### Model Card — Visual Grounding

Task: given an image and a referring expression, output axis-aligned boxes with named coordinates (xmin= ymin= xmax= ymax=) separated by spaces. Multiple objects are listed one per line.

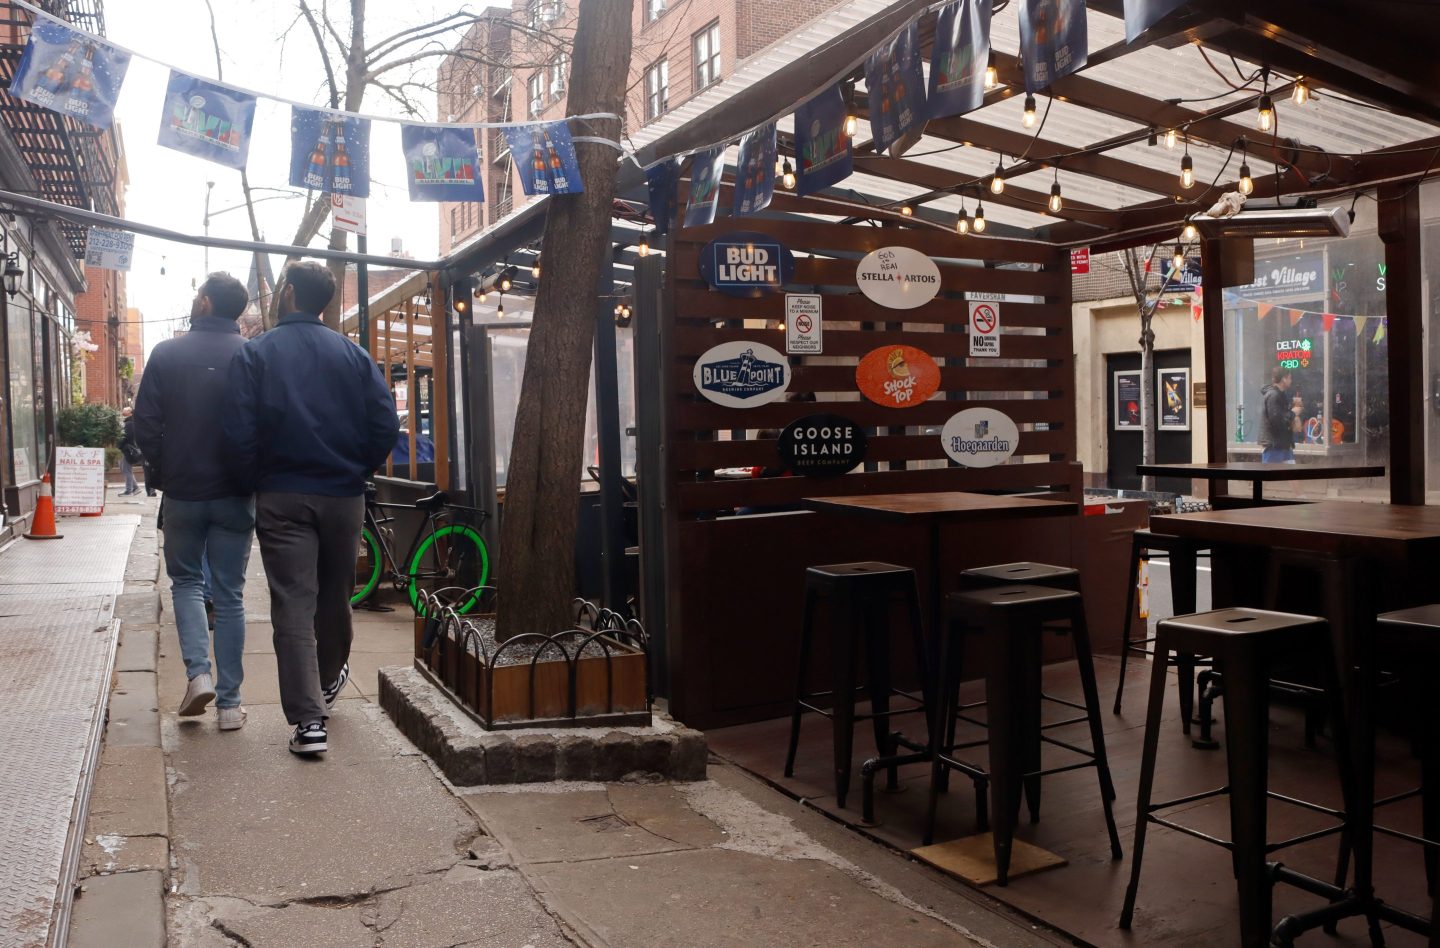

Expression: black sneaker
xmin=288 ymin=721 xmax=328 ymax=755
xmin=323 ymin=663 xmax=349 ymax=709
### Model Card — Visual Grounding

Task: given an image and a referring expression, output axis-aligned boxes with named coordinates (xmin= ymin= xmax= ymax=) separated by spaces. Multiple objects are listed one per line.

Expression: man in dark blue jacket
xmin=134 ymin=273 xmax=253 ymax=731
xmin=223 ymin=261 xmax=398 ymax=755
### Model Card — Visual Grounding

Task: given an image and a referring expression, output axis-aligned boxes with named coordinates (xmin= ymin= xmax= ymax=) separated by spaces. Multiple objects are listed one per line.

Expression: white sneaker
xmin=217 ymin=707 xmax=247 ymax=731
xmin=178 ymin=673 xmax=216 ymax=716
xmin=288 ymin=721 xmax=328 ymax=755
xmin=322 ymin=663 xmax=350 ymax=709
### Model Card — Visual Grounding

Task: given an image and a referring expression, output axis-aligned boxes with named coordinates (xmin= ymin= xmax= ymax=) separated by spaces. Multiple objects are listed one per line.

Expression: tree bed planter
xmin=414 ymin=588 xmax=650 ymax=730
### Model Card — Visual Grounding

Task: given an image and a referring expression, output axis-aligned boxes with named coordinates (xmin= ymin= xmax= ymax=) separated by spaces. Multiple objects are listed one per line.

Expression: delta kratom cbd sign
xmin=698 ymin=232 xmax=796 ymax=298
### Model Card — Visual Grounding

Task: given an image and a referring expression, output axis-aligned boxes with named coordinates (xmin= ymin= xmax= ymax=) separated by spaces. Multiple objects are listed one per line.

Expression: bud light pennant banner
xmin=156 ymin=72 xmax=256 ymax=170
xmin=502 ymin=121 xmax=583 ymax=197
xmin=732 ymin=123 xmax=777 ymax=217
xmin=1124 ymin=0 xmax=1186 ymax=42
xmin=1019 ymin=0 xmax=1088 ymax=94
xmin=645 ymin=157 xmax=679 ymax=237
xmin=795 ymin=84 xmax=852 ymax=197
xmin=10 ymin=20 xmax=130 ymax=128
xmin=864 ymin=23 xmax=925 ymax=157
xmin=400 ymin=125 xmax=484 ymax=202
xmin=683 ymin=146 xmax=725 ymax=229
xmin=929 ymin=0 xmax=990 ymax=120
xmin=289 ymin=108 xmax=371 ymax=198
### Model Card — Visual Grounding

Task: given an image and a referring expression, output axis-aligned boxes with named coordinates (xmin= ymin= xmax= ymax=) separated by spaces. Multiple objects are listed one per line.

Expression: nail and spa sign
xmin=698 ymin=232 xmax=796 ymax=298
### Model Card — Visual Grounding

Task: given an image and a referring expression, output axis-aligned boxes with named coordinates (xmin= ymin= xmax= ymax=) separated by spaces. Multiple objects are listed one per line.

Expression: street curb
xmin=379 ymin=665 xmax=707 ymax=785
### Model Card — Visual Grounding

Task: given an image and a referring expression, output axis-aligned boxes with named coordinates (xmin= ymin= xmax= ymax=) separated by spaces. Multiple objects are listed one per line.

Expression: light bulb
xmin=1164 ymin=128 xmax=1178 ymax=150
xmin=496 ymin=301 xmax=505 ymax=318
xmin=1048 ymin=182 xmax=1063 ymax=213
xmin=1181 ymin=221 xmax=1198 ymax=241
xmin=1238 ymin=163 xmax=1254 ymax=195
xmin=1180 ymin=154 xmax=1194 ymax=189
xmin=1022 ymin=94 xmax=1037 ymax=128
xmin=1172 ymin=244 xmax=1185 ymax=270
xmin=900 ymin=205 xmax=913 ymax=216
xmin=774 ymin=156 xmax=783 ymax=176
xmin=781 ymin=160 xmax=796 ymax=190
xmin=984 ymin=56 xmax=998 ymax=90
xmin=638 ymin=234 xmax=650 ymax=257
xmin=1257 ymin=94 xmax=1274 ymax=132
xmin=530 ymin=260 xmax=541 ymax=278
xmin=973 ymin=203 xmax=987 ymax=232
xmin=1292 ymin=81 xmax=1309 ymax=106
xmin=844 ymin=113 xmax=858 ymax=137
xmin=955 ymin=205 xmax=969 ymax=234
xmin=990 ymin=161 xmax=1005 ymax=195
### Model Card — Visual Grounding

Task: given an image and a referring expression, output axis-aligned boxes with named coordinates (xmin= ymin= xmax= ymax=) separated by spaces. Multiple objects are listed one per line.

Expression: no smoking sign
xmin=786 ymin=294 xmax=823 ymax=354
xmin=968 ymin=301 xmax=1001 ymax=357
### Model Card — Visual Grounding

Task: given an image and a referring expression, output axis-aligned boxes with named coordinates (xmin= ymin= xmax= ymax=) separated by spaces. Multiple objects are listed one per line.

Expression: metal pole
xmin=203 ymin=180 xmax=213 ymax=274
xmin=356 ymin=233 xmax=370 ymax=351
xmin=632 ymin=253 xmax=668 ymax=697
xmin=593 ymin=255 xmax=625 ymax=612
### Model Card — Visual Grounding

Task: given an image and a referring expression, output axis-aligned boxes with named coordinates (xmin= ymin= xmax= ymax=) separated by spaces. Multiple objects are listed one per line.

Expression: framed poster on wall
xmin=1158 ymin=367 xmax=1191 ymax=431
xmin=1113 ymin=370 xmax=1142 ymax=431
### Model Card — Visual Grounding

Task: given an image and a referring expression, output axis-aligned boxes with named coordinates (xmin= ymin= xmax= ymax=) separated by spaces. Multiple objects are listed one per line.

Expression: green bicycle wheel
xmin=407 ymin=523 xmax=490 ymax=615
xmin=351 ymin=526 xmax=383 ymax=607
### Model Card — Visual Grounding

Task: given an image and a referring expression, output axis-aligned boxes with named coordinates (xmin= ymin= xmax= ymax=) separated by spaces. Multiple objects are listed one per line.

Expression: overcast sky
xmin=104 ymin=0 xmax=474 ymax=355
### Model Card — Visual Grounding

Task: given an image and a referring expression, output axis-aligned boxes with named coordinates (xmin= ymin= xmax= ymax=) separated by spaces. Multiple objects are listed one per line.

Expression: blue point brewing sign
xmin=692 ymin=341 xmax=791 ymax=408
xmin=698 ymin=232 xmax=796 ymax=298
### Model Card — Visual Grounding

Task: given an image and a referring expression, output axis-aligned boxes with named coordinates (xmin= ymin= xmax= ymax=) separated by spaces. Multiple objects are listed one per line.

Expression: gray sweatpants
xmin=255 ymin=492 xmax=365 ymax=725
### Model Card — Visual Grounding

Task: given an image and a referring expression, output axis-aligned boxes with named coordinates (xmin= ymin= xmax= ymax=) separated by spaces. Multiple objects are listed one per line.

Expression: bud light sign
xmin=692 ymin=341 xmax=791 ymax=408
xmin=940 ymin=408 xmax=1019 ymax=468
xmin=698 ymin=232 xmax=796 ymax=298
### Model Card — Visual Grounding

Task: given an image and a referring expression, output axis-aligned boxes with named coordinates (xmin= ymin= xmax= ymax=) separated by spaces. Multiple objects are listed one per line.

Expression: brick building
xmin=437 ymin=0 xmax=843 ymax=253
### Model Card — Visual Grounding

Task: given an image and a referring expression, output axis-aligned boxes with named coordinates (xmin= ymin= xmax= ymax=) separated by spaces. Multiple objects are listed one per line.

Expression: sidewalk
xmin=70 ymin=492 xmax=1063 ymax=948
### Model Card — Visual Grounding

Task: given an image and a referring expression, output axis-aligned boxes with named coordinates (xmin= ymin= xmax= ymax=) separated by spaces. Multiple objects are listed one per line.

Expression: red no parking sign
xmin=968 ymin=301 xmax=1000 ymax=357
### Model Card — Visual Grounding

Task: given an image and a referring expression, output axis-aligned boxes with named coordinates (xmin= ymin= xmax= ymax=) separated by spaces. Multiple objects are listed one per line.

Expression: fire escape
xmin=0 ymin=0 xmax=118 ymax=256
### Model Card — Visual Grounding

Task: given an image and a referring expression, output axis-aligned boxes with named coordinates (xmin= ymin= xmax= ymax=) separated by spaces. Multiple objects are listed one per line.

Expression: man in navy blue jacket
xmin=134 ymin=273 xmax=253 ymax=730
xmin=223 ymin=261 xmax=398 ymax=755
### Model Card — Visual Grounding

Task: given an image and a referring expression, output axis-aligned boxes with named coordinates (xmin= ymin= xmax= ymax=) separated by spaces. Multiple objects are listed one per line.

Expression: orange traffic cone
xmin=24 ymin=473 xmax=62 ymax=540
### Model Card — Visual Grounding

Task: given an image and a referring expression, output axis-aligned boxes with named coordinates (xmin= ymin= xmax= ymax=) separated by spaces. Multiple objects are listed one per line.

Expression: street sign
xmin=785 ymin=294 xmax=822 ymax=354
xmin=968 ymin=300 xmax=1000 ymax=357
xmin=1070 ymin=247 xmax=1090 ymax=274
xmin=84 ymin=227 xmax=133 ymax=271
xmin=331 ymin=193 xmax=366 ymax=235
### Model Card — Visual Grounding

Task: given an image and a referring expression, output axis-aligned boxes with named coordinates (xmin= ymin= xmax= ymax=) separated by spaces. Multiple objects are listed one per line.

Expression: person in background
xmin=118 ymin=407 xmax=140 ymax=496
xmin=223 ymin=261 xmax=399 ymax=757
xmin=1258 ymin=367 xmax=1302 ymax=464
xmin=133 ymin=273 xmax=254 ymax=731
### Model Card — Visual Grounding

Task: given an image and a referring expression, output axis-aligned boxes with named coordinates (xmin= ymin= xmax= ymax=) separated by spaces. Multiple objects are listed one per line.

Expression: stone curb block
xmin=379 ymin=666 xmax=707 ymax=786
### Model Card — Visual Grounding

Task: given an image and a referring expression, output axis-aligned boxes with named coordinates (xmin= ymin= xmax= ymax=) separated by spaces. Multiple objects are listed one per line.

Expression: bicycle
xmin=352 ymin=483 xmax=491 ymax=615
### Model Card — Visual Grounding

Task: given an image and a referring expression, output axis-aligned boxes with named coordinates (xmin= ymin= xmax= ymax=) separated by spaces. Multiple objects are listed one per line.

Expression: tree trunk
xmin=494 ymin=0 xmax=632 ymax=641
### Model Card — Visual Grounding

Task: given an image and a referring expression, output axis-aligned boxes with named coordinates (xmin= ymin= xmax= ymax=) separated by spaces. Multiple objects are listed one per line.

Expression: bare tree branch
xmin=299 ymin=1 xmax=342 ymax=108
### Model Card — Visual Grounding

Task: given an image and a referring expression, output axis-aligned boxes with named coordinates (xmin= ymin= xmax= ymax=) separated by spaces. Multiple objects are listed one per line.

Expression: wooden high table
xmin=1150 ymin=501 xmax=1440 ymax=941
xmin=803 ymin=492 xmax=1079 ymax=818
xmin=1137 ymin=461 xmax=1385 ymax=503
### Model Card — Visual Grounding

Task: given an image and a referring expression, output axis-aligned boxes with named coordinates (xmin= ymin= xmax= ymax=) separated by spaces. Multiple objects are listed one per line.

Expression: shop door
xmin=1106 ymin=349 xmax=1193 ymax=493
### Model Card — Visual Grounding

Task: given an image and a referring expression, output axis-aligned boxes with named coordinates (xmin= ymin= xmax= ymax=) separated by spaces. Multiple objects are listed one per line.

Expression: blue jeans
xmin=162 ymin=496 xmax=255 ymax=708
xmin=1261 ymin=445 xmax=1296 ymax=463
xmin=120 ymin=455 xmax=138 ymax=493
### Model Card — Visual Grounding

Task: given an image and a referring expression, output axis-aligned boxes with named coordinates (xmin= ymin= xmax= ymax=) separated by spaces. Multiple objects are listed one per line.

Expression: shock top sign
xmin=698 ymin=232 xmax=796 ymax=298
xmin=856 ymin=345 xmax=940 ymax=408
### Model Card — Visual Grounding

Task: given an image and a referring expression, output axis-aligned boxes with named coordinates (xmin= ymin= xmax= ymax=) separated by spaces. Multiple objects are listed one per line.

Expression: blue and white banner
xmin=1019 ymin=0 xmax=1088 ymax=93
xmin=928 ymin=0 xmax=990 ymax=120
xmin=732 ymin=122 xmax=777 ymax=217
xmin=400 ymin=125 xmax=484 ymax=202
xmin=1124 ymin=0 xmax=1187 ymax=42
xmin=683 ymin=146 xmax=725 ymax=229
xmin=502 ymin=121 xmax=583 ymax=196
xmin=645 ymin=157 xmax=679 ymax=237
xmin=795 ymin=83 xmax=852 ymax=197
xmin=10 ymin=20 xmax=130 ymax=128
xmin=289 ymin=108 xmax=371 ymax=197
xmin=864 ymin=22 xmax=926 ymax=156
xmin=157 ymin=71 xmax=256 ymax=170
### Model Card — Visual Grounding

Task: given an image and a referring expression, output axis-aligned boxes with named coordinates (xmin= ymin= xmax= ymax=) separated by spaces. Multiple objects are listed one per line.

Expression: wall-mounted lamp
xmin=1 ymin=230 xmax=23 ymax=299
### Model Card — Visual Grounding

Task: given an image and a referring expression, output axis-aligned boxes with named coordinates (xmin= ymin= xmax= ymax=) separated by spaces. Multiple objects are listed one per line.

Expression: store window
xmin=693 ymin=22 xmax=721 ymax=91
xmin=7 ymin=292 xmax=37 ymax=484
xmin=644 ymin=58 xmax=668 ymax=121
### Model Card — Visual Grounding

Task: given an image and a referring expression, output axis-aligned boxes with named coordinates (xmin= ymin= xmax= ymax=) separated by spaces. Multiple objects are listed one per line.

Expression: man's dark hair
xmin=284 ymin=261 xmax=336 ymax=315
xmin=1272 ymin=366 xmax=1292 ymax=384
xmin=199 ymin=272 xmax=248 ymax=321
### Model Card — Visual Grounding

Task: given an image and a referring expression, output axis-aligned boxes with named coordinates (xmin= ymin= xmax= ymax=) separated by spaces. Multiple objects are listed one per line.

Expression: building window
xmin=528 ymin=72 xmax=544 ymax=117
xmin=450 ymin=207 xmax=460 ymax=235
xmin=550 ymin=52 xmax=568 ymax=98
xmin=528 ymin=0 xmax=559 ymax=28
xmin=645 ymin=0 xmax=665 ymax=23
xmin=693 ymin=22 xmax=721 ymax=91
xmin=644 ymin=58 xmax=669 ymax=121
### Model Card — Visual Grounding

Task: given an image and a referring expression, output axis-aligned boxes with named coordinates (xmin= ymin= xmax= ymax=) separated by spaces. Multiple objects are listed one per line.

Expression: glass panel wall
xmin=7 ymin=294 xmax=37 ymax=484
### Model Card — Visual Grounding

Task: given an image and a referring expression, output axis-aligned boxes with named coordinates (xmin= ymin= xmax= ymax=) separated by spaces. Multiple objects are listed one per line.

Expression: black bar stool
xmin=784 ymin=562 xmax=930 ymax=812
xmin=1114 ymin=529 xmax=1209 ymax=736
xmin=1120 ymin=608 xmax=1352 ymax=948
xmin=958 ymin=561 xmax=1080 ymax=592
xmin=924 ymin=583 xmax=1122 ymax=885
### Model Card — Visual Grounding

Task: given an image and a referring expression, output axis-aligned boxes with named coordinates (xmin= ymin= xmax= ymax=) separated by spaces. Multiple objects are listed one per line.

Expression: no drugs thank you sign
xmin=968 ymin=300 xmax=1000 ymax=357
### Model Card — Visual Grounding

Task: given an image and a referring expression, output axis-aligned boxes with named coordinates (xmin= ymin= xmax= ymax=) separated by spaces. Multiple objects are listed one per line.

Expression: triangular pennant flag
xmin=158 ymin=72 xmax=257 ymax=170
xmin=1257 ymin=302 xmax=1273 ymax=320
xmin=1374 ymin=319 xmax=1387 ymax=344
xmin=928 ymin=0 xmax=990 ymax=121
xmin=10 ymin=20 xmax=131 ymax=128
xmin=290 ymin=108 xmax=371 ymax=197
xmin=1289 ymin=309 xmax=1303 ymax=327
xmin=682 ymin=146 xmax=725 ymax=228
xmin=864 ymin=22 xmax=926 ymax=157
xmin=1354 ymin=314 xmax=1369 ymax=336
xmin=732 ymin=123 xmax=777 ymax=217
xmin=1322 ymin=313 xmax=1336 ymax=333
xmin=795 ymin=83 xmax=852 ymax=195
xmin=1019 ymin=0 xmax=1088 ymax=93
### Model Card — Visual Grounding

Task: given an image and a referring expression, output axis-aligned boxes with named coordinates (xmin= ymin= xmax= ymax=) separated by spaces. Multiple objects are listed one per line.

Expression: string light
xmin=1181 ymin=221 xmax=1198 ymax=241
xmin=496 ymin=294 xmax=505 ymax=318
xmin=781 ymin=159 xmax=796 ymax=190
xmin=1238 ymin=159 xmax=1254 ymax=195
xmin=1257 ymin=94 xmax=1274 ymax=132
xmin=843 ymin=81 xmax=859 ymax=137
xmin=900 ymin=204 xmax=913 ymax=216
xmin=1179 ymin=140 xmax=1194 ymax=190
xmin=498 ymin=267 xmax=513 ymax=293
xmin=955 ymin=195 xmax=969 ymax=235
xmin=845 ymin=112 xmax=858 ymax=137
xmin=972 ymin=201 xmax=987 ymax=233
xmin=1048 ymin=170 xmax=1062 ymax=213
xmin=638 ymin=230 xmax=650 ymax=257
xmin=984 ymin=54 xmax=998 ymax=90
xmin=1292 ymin=80 xmax=1310 ymax=106
xmin=774 ymin=156 xmax=784 ymax=176
xmin=1172 ymin=243 xmax=1186 ymax=271
xmin=1022 ymin=94 xmax=1037 ymax=128
xmin=990 ymin=158 xmax=1005 ymax=195
xmin=1164 ymin=127 xmax=1178 ymax=150
xmin=530 ymin=257 xmax=541 ymax=279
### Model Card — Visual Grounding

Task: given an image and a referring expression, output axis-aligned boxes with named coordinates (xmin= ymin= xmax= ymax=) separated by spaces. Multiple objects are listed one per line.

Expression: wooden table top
xmin=1152 ymin=501 xmax=1440 ymax=560
xmin=804 ymin=491 xmax=1078 ymax=524
xmin=1136 ymin=462 xmax=1385 ymax=481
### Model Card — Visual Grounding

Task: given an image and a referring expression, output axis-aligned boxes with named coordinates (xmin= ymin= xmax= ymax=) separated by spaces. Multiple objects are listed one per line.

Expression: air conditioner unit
xmin=472 ymin=83 xmax=484 ymax=96
xmin=551 ymin=77 xmax=566 ymax=96
xmin=539 ymin=2 xmax=560 ymax=23
xmin=529 ymin=97 xmax=544 ymax=117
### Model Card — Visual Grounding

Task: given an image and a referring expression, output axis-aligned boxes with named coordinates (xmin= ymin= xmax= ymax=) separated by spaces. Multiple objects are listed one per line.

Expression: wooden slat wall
xmin=664 ymin=213 xmax=1077 ymax=519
